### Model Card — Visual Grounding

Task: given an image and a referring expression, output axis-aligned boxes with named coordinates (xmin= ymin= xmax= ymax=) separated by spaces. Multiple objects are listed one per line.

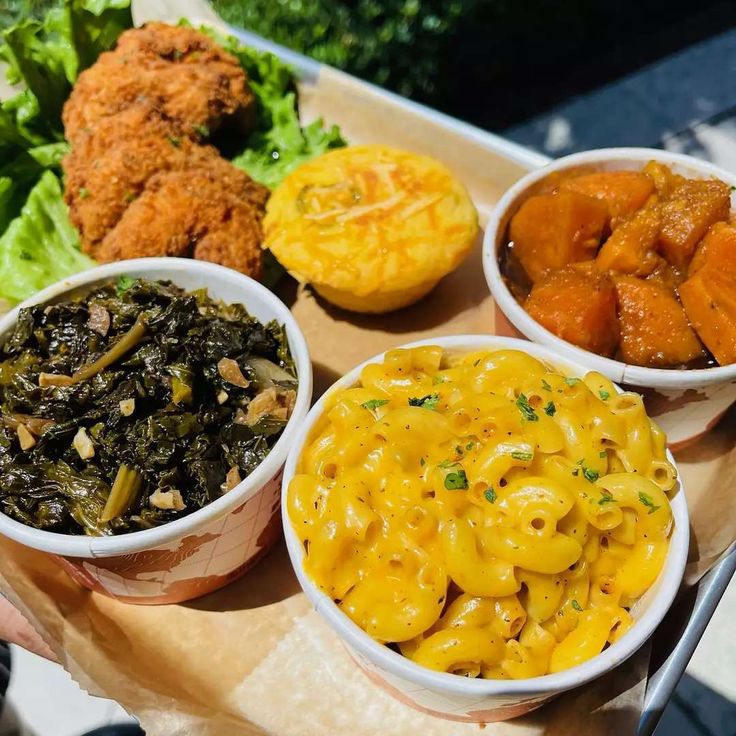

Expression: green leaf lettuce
xmin=199 ymin=27 xmax=345 ymax=189
xmin=0 ymin=5 xmax=343 ymax=305
xmin=0 ymin=0 xmax=133 ymax=148
xmin=0 ymin=170 xmax=93 ymax=303
xmin=0 ymin=142 xmax=68 ymax=233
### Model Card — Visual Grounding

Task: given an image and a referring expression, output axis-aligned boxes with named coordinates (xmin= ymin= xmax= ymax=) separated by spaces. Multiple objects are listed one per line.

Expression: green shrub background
xmin=1 ymin=0 xmax=475 ymax=102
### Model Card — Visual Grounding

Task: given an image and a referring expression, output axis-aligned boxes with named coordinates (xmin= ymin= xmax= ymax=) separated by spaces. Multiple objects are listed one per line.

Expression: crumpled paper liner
xmin=675 ymin=406 xmax=736 ymax=583
xmin=0 ymin=536 xmax=650 ymax=736
xmin=0 ymin=1 xmax=733 ymax=733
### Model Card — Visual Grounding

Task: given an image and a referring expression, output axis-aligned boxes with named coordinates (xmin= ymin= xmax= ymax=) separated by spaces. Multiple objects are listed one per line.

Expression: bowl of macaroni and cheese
xmin=482 ymin=148 xmax=736 ymax=451
xmin=282 ymin=335 xmax=688 ymax=722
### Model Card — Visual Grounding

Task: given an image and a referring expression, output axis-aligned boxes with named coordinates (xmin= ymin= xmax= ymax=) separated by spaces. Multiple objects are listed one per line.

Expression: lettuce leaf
xmin=199 ymin=27 xmax=345 ymax=189
xmin=0 ymin=170 xmax=93 ymax=302
xmin=0 ymin=7 xmax=341 ymax=305
xmin=0 ymin=142 xmax=68 ymax=232
xmin=0 ymin=0 xmax=133 ymax=148
xmin=232 ymin=99 xmax=345 ymax=190
xmin=0 ymin=1 xmax=127 ymax=304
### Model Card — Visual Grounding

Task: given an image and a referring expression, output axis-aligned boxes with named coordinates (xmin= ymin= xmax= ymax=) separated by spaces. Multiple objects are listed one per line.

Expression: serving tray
xmin=0 ymin=2 xmax=733 ymax=734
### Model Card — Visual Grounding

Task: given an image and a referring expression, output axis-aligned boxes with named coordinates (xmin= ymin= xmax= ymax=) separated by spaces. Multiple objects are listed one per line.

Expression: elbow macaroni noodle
xmin=288 ymin=347 xmax=676 ymax=678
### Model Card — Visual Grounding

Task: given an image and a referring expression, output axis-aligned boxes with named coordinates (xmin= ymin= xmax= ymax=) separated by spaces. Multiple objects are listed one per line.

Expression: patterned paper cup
xmin=482 ymin=148 xmax=736 ymax=450
xmin=0 ymin=259 xmax=312 ymax=604
xmin=282 ymin=335 xmax=689 ymax=722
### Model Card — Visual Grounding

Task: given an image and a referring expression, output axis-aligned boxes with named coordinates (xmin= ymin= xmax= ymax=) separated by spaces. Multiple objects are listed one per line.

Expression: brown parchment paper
xmin=0 ymin=2 xmax=734 ymax=733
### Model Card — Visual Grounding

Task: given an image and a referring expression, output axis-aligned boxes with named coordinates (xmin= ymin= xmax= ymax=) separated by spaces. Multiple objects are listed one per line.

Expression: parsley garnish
xmin=541 ymin=379 xmax=552 ymax=391
xmin=115 ymin=276 xmax=135 ymax=295
xmin=78 ymin=187 xmax=90 ymax=199
xmin=361 ymin=399 xmax=389 ymax=410
xmin=167 ymin=136 xmax=181 ymax=147
xmin=484 ymin=487 xmax=497 ymax=503
xmin=419 ymin=457 xmax=425 ymax=466
xmin=598 ymin=489 xmax=615 ymax=505
xmin=565 ymin=377 xmax=582 ymax=387
xmin=444 ymin=469 xmax=468 ymax=490
xmin=408 ymin=393 xmax=439 ymax=410
xmin=432 ymin=375 xmax=446 ymax=385
xmin=516 ymin=393 xmax=538 ymax=422
xmin=638 ymin=492 xmax=661 ymax=514
xmin=571 ymin=600 xmax=583 ymax=612
xmin=598 ymin=390 xmax=610 ymax=400
xmin=599 ymin=450 xmax=607 ymax=458
xmin=194 ymin=124 xmax=210 ymax=138
xmin=123 ymin=191 xmax=136 ymax=202
xmin=438 ymin=459 xmax=458 ymax=468
xmin=575 ymin=458 xmax=599 ymax=483
xmin=511 ymin=451 xmax=532 ymax=461
xmin=583 ymin=467 xmax=599 ymax=483
xmin=466 ymin=442 xmax=474 ymax=451
xmin=544 ymin=401 xmax=556 ymax=416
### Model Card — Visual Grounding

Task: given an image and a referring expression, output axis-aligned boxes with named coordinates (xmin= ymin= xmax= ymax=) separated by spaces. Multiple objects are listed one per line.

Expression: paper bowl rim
xmin=0 ymin=258 xmax=313 ymax=558
xmin=482 ymin=146 xmax=736 ymax=388
xmin=281 ymin=333 xmax=689 ymax=698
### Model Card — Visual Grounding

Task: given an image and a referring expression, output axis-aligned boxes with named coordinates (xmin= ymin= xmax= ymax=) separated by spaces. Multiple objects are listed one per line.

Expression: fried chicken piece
xmin=62 ymin=23 xmax=270 ymax=278
xmin=63 ymin=105 xmax=229 ymax=254
xmin=62 ymin=23 xmax=254 ymax=143
xmin=97 ymin=166 xmax=269 ymax=279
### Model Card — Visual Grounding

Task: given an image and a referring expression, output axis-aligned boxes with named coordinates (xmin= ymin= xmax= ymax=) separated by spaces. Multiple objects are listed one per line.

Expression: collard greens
xmin=0 ymin=278 xmax=297 ymax=536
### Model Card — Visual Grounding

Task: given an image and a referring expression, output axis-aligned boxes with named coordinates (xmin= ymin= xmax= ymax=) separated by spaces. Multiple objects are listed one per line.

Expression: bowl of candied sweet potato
xmin=483 ymin=148 xmax=736 ymax=448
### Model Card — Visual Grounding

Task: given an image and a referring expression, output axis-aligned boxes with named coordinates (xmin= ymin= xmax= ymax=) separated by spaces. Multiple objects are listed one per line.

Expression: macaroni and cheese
xmin=287 ymin=347 xmax=676 ymax=679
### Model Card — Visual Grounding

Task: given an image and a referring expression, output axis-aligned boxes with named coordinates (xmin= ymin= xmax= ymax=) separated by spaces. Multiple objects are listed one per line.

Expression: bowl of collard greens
xmin=0 ymin=258 xmax=312 ymax=603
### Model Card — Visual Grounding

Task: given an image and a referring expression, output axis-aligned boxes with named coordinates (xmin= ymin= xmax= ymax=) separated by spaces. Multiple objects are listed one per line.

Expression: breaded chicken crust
xmin=97 ymin=166 xmax=269 ymax=279
xmin=62 ymin=23 xmax=269 ymax=279
xmin=62 ymin=22 xmax=254 ymax=142
xmin=63 ymin=105 xmax=224 ymax=253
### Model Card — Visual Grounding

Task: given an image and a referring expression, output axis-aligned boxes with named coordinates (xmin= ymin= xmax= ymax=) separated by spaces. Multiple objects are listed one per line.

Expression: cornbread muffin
xmin=264 ymin=145 xmax=478 ymax=313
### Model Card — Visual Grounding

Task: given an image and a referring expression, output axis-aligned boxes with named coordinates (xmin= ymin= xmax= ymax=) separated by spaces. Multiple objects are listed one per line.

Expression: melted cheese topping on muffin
xmin=264 ymin=145 xmax=478 ymax=313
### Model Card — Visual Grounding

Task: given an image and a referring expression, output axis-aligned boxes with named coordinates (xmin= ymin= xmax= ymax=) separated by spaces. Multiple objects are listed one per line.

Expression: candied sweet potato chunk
xmin=596 ymin=207 xmax=660 ymax=276
xmin=688 ymin=221 xmax=736 ymax=277
xmin=525 ymin=266 xmax=619 ymax=357
xmin=559 ymin=171 xmax=655 ymax=227
xmin=645 ymin=258 xmax=685 ymax=292
xmin=509 ymin=191 xmax=608 ymax=283
xmin=680 ymin=267 xmax=736 ymax=365
xmin=642 ymin=161 xmax=685 ymax=198
xmin=614 ymin=275 xmax=705 ymax=367
xmin=568 ymin=260 xmax=597 ymax=276
xmin=659 ymin=179 xmax=730 ymax=269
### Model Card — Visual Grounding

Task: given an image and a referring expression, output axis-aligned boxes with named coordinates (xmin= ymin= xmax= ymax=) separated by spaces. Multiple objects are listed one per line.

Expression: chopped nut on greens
xmin=0 ymin=278 xmax=297 ymax=536
xmin=16 ymin=424 xmax=35 ymax=451
xmin=149 ymin=488 xmax=186 ymax=511
xmin=217 ymin=357 xmax=250 ymax=388
xmin=73 ymin=427 xmax=95 ymax=460
xmin=221 ymin=466 xmax=242 ymax=493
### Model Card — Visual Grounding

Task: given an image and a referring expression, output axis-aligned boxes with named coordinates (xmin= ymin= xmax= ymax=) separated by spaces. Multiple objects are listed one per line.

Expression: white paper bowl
xmin=0 ymin=258 xmax=312 ymax=604
xmin=281 ymin=334 xmax=688 ymax=722
xmin=482 ymin=148 xmax=736 ymax=449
